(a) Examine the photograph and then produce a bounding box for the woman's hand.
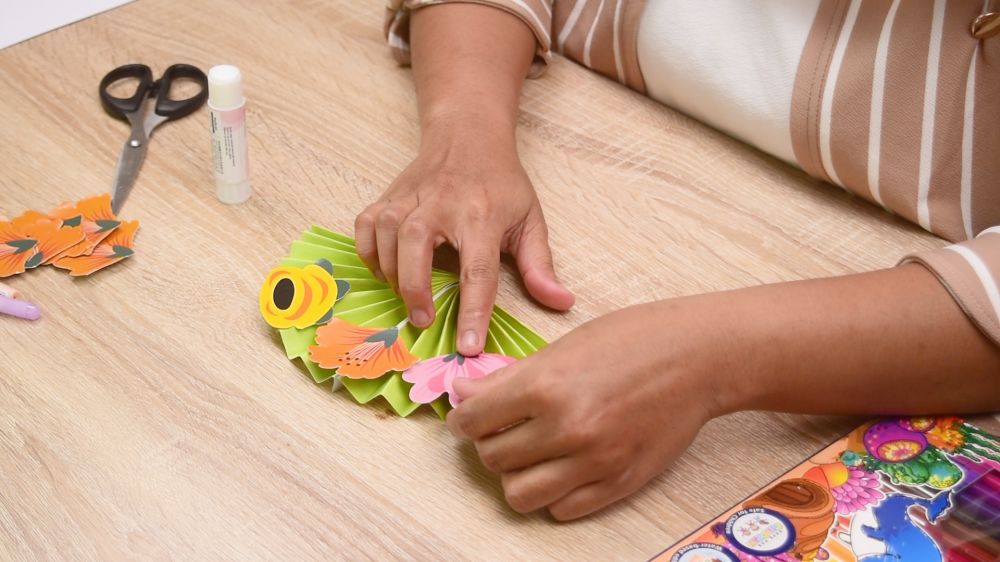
[355,2,574,355]
[355,123,575,356]
[446,302,719,520]
[445,265,1000,520]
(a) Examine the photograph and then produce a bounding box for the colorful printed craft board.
[259,226,547,418]
[654,416,1000,562]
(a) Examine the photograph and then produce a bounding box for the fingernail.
[410,308,430,327]
[461,330,479,351]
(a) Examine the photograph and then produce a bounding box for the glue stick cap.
[208,65,244,110]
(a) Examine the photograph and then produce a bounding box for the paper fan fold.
[268,225,546,418]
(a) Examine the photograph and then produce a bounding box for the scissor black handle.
[99,63,208,120]
[99,63,155,117]
[154,64,208,119]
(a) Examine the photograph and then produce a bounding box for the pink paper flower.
[402,352,515,407]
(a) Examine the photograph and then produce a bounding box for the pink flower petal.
[443,353,515,407]
[402,353,516,408]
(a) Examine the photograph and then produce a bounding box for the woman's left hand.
[446,301,723,520]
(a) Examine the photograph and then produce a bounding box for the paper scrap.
[0,194,137,278]
[0,221,38,278]
[14,215,84,267]
[52,220,138,276]
[48,193,120,258]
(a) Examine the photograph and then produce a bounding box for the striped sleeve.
[384,0,554,78]
[902,227,1000,347]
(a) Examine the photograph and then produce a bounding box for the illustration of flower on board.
[805,461,885,515]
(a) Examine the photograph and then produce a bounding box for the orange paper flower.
[53,220,138,276]
[309,318,417,379]
[10,210,51,230]
[0,221,38,277]
[48,194,120,258]
[17,219,86,268]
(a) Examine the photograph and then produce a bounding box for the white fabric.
[636,0,822,164]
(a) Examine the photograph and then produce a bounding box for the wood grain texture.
[0,0,991,559]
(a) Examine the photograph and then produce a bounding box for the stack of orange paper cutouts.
[0,194,139,278]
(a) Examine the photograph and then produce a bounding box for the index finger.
[456,232,500,356]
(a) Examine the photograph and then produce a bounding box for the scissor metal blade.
[110,138,149,215]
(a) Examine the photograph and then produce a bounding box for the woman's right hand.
[355,116,575,356]
[357,2,573,354]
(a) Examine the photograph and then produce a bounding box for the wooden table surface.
[2,1,995,560]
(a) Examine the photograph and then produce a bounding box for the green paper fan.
[271,225,547,418]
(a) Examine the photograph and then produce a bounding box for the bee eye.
[272,278,295,310]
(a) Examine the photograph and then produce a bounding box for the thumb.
[514,209,575,311]
[452,377,489,403]
[452,373,499,403]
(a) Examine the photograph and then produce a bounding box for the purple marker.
[0,294,40,320]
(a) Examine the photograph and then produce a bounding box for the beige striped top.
[385,0,1000,347]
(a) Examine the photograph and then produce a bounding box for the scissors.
[99,63,208,214]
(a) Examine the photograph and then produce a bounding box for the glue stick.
[208,65,251,204]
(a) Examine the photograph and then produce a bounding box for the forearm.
[410,4,535,149]
[645,264,1000,417]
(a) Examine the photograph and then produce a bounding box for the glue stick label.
[209,105,249,186]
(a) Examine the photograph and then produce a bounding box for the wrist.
[614,301,731,425]
[640,294,765,420]
[419,104,518,156]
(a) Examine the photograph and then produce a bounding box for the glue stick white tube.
[208,65,251,204]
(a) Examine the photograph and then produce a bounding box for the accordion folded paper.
[259,225,547,418]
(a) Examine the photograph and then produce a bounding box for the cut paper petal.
[402,352,515,407]
[52,220,138,276]
[259,259,343,329]
[11,210,52,230]
[309,318,418,379]
[16,218,85,268]
[49,194,119,258]
[0,221,38,278]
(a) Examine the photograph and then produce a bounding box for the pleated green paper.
[273,225,547,418]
